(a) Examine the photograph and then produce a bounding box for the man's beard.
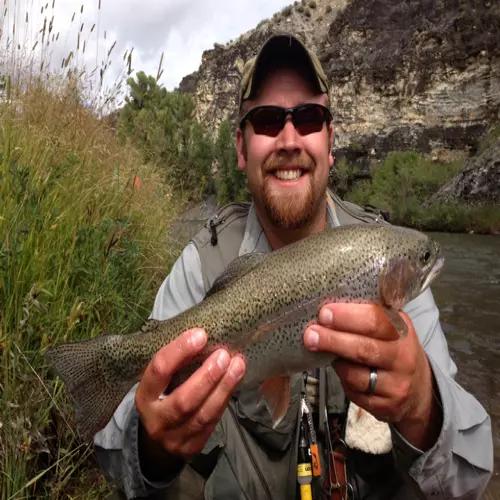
[259,152,322,230]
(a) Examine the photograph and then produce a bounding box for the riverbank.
[336,150,500,235]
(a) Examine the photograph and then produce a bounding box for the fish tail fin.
[46,334,138,441]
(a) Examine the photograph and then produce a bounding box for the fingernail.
[190,329,206,348]
[217,350,230,370]
[305,329,320,350]
[320,308,334,325]
[229,358,244,380]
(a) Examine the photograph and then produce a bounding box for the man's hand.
[304,303,442,451]
[135,328,246,462]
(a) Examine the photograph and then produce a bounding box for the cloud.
[2,0,290,86]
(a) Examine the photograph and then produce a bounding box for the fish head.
[379,227,444,310]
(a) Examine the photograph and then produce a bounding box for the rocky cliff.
[433,135,500,204]
[178,0,500,168]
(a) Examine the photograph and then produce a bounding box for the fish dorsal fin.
[206,252,268,297]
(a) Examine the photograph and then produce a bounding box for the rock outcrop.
[433,136,500,204]
[178,0,500,166]
[178,0,347,138]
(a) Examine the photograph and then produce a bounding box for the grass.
[0,3,183,498]
[0,78,183,499]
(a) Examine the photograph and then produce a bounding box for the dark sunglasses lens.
[294,105,326,135]
[249,108,284,136]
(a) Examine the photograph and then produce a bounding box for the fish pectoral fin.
[382,305,408,339]
[206,252,268,297]
[258,376,291,429]
[379,257,415,311]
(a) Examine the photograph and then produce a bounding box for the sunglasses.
[239,103,332,137]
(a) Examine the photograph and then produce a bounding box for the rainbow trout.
[46,224,444,440]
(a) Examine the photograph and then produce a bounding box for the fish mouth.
[420,256,445,294]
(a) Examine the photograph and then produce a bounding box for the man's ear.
[328,123,335,168]
[236,127,247,171]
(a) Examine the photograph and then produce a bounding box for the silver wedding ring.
[365,367,378,395]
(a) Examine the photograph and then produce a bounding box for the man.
[94,33,493,499]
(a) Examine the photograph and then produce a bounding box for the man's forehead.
[250,66,324,104]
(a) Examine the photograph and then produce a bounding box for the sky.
[1,0,291,104]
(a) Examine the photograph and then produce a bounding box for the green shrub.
[477,124,500,154]
[215,121,250,205]
[329,158,360,198]
[118,71,215,202]
[346,151,464,225]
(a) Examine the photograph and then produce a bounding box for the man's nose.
[276,116,301,153]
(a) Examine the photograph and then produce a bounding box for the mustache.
[263,152,315,172]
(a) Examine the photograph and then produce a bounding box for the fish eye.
[422,251,431,263]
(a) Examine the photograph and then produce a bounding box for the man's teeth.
[274,169,303,180]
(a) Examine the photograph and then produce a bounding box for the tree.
[118,71,215,200]
[215,120,249,205]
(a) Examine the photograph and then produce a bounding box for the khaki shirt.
[94,202,493,499]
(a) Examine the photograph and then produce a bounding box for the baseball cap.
[239,32,329,108]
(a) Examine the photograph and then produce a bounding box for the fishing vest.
[163,193,408,500]
[191,190,388,294]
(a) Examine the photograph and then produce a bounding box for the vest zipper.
[228,404,273,500]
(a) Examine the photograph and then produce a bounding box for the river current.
[429,233,500,498]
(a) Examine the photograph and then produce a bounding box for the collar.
[238,195,341,257]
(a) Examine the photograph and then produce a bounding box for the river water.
[428,233,500,498]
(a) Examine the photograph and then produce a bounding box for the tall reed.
[1,2,181,497]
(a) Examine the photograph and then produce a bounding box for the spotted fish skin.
[46,223,444,440]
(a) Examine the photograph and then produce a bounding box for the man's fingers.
[334,359,396,397]
[186,356,246,433]
[318,303,401,341]
[304,324,398,369]
[164,349,234,425]
[137,328,207,402]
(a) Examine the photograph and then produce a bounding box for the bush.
[309,0,317,8]
[305,7,312,17]
[326,5,333,13]
[344,151,486,230]
[118,71,215,201]
[215,121,250,205]
[329,157,360,198]
[477,123,500,154]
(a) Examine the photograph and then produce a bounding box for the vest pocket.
[234,375,302,452]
